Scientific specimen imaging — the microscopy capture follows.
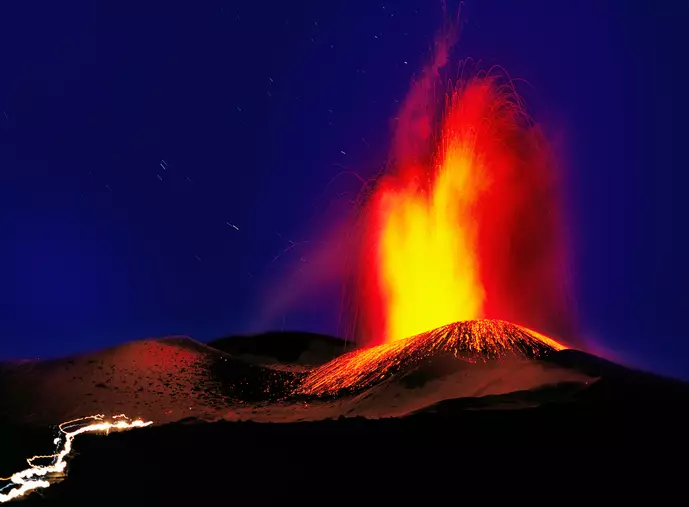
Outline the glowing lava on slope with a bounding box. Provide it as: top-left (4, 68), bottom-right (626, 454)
top-left (298, 319), bottom-right (565, 397)
top-left (347, 22), bottom-right (574, 346)
top-left (0, 414), bottom-right (152, 503)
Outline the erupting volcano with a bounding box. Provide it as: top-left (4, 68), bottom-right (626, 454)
top-left (2, 4), bottom-right (688, 505)
top-left (347, 22), bottom-right (574, 347)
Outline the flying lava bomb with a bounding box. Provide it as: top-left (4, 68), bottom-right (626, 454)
top-left (346, 17), bottom-right (576, 348)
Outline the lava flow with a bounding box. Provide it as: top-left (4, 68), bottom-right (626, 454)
top-left (298, 319), bottom-right (565, 396)
top-left (0, 414), bottom-right (152, 503)
top-left (347, 20), bottom-right (574, 346)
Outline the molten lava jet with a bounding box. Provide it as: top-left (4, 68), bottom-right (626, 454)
top-left (347, 23), bottom-right (575, 347)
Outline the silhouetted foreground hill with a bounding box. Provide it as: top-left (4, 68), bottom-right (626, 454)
top-left (13, 381), bottom-right (689, 506)
top-left (543, 349), bottom-right (689, 404)
top-left (2, 326), bottom-right (689, 504)
top-left (208, 330), bottom-right (348, 366)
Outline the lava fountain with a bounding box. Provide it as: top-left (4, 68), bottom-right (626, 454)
top-left (347, 21), bottom-right (575, 346)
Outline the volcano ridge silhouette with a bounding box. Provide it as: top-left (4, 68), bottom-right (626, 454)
top-left (2, 321), bottom-right (688, 505)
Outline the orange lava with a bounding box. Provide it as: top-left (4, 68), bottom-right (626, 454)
top-left (298, 319), bottom-right (565, 396)
top-left (348, 24), bottom-right (574, 346)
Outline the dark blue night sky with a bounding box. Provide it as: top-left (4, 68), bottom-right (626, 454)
top-left (1, 1), bottom-right (687, 380)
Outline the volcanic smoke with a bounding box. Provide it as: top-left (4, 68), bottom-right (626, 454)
top-left (347, 21), bottom-right (575, 346)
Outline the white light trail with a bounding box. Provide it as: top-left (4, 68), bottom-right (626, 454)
top-left (0, 414), bottom-right (152, 503)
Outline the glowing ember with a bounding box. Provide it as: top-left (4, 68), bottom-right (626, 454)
top-left (348, 22), bottom-right (574, 346)
top-left (0, 414), bottom-right (152, 503)
top-left (297, 319), bottom-right (565, 396)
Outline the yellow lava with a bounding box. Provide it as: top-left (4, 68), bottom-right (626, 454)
top-left (376, 110), bottom-right (489, 343)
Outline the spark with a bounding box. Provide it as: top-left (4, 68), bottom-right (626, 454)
top-left (226, 222), bottom-right (240, 230)
top-left (0, 414), bottom-right (152, 503)
top-left (296, 319), bottom-right (566, 396)
top-left (347, 24), bottom-right (574, 346)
